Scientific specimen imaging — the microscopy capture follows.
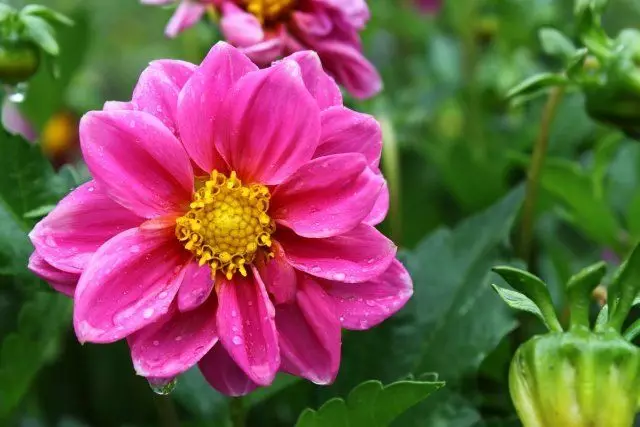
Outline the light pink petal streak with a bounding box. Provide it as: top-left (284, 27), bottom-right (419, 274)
top-left (324, 259), bottom-right (413, 330)
top-left (286, 51), bottom-right (343, 111)
top-left (257, 242), bottom-right (297, 304)
top-left (165, 1), bottom-right (206, 38)
top-left (215, 59), bottom-right (320, 185)
top-left (30, 181), bottom-right (143, 273)
top-left (129, 296), bottom-right (218, 378)
top-left (277, 224), bottom-right (396, 283)
top-left (199, 344), bottom-right (259, 396)
top-left (177, 42), bottom-right (257, 173)
top-left (103, 101), bottom-right (133, 111)
top-left (216, 273), bottom-right (280, 385)
top-left (277, 275), bottom-right (341, 385)
top-left (80, 110), bottom-right (193, 218)
top-left (315, 106), bottom-right (381, 170)
top-left (28, 252), bottom-right (79, 297)
top-left (74, 228), bottom-right (189, 343)
top-left (272, 153), bottom-right (383, 238)
top-left (177, 261), bottom-right (215, 312)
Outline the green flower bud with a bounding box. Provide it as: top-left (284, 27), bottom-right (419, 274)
top-left (510, 330), bottom-right (640, 427)
top-left (0, 40), bottom-right (40, 85)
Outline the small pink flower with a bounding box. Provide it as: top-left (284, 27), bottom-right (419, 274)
top-left (29, 43), bottom-right (412, 395)
top-left (143, 0), bottom-right (381, 99)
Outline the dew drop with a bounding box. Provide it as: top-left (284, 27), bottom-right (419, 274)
top-left (174, 335), bottom-right (183, 341)
top-left (143, 308), bottom-right (154, 319)
top-left (158, 291), bottom-right (168, 299)
top-left (45, 236), bottom-right (57, 247)
top-left (130, 245), bottom-right (141, 254)
top-left (153, 340), bottom-right (160, 346)
top-left (148, 377), bottom-right (177, 395)
top-left (333, 272), bottom-right (346, 281)
top-left (231, 310), bottom-right (238, 317)
top-left (88, 186), bottom-right (95, 192)
top-left (365, 300), bottom-right (376, 307)
top-left (232, 336), bottom-right (243, 345)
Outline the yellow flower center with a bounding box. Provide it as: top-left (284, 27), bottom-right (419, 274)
top-left (244, 0), bottom-right (297, 24)
top-left (176, 171), bottom-right (275, 280)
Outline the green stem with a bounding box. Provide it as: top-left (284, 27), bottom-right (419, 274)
top-left (623, 318), bottom-right (640, 341)
top-left (229, 397), bottom-right (245, 427)
top-left (518, 87), bottom-right (566, 266)
top-left (153, 395), bottom-right (180, 427)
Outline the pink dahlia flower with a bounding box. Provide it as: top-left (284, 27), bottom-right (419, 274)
top-left (142, 0), bottom-right (381, 99)
top-left (29, 42), bottom-right (412, 395)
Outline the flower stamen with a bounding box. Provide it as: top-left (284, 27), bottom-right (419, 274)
top-left (244, 0), bottom-right (297, 24)
top-left (176, 171), bottom-right (275, 280)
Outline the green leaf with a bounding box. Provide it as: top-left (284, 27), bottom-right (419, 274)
top-left (0, 292), bottom-right (72, 419)
top-left (491, 285), bottom-right (547, 326)
top-left (566, 262), bottom-right (607, 328)
top-left (539, 158), bottom-right (621, 248)
top-left (506, 73), bottom-right (568, 100)
top-left (608, 243), bottom-right (640, 330)
top-left (591, 134), bottom-right (621, 199)
top-left (21, 15), bottom-right (59, 56)
top-left (294, 379), bottom-right (444, 427)
top-left (491, 267), bottom-right (562, 332)
top-left (23, 204), bottom-right (56, 219)
top-left (0, 130), bottom-right (67, 276)
top-left (406, 187), bottom-right (523, 382)
top-left (538, 28), bottom-right (576, 59)
top-left (0, 4), bottom-right (14, 21)
top-left (20, 5), bottom-right (74, 26)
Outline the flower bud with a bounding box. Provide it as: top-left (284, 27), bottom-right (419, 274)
top-left (510, 331), bottom-right (640, 427)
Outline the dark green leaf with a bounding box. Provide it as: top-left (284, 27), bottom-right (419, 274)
top-left (294, 379), bottom-right (444, 427)
top-left (566, 262), bottom-right (607, 328)
top-left (506, 73), bottom-right (568, 100)
top-left (608, 243), bottom-right (640, 330)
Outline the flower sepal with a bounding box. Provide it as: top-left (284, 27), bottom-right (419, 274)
top-left (510, 329), bottom-right (640, 427)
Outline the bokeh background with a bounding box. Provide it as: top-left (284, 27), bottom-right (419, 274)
top-left (3, 0), bottom-right (640, 426)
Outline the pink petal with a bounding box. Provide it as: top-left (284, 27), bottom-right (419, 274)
top-left (29, 181), bottom-right (143, 274)
top-left (272, 153), bottom-right (383, 238)
top-left (199, 344), bottom-right (258, 396)
top-left (177, 261), bottom-right (214, 312)
top-left (257, 242), bottom-right (297, 304)
top-left (317, 0), bottom-right (370, 28)
top-left (216, 273), bottom-right (280, 385)
top-left (285, 51), bottom-right (343, 111)
top-left (277, 275), bottom-right (341, 384)
top-left (28, 252), bottom-right (79, 297)
top-left (215, 59), bottom-right (321, 185)
top-left (314, 41), bottom-right (382, 99)
top-left (324, 259), bottom-right (413, 330)
top-left (129, 296), bottom-right (218, 378)
top-left (315, 106), bottom-right (381, 170)
top-left (220, 2), bottom-right (264, 47)
top-left (103, 101), bottom-right (133, 111)
top-left (80, 110), bottom-right (194, 218)
top-left (277, 224), bottom-right (396, 283)
top-left (2, 99), bottom-right (36, 141)
top-left (165, 1), bottom-right (205, 38)
top-left (132, 60), bottom-right (196, 133)
top-left (74, 228), bottom-right (189, 343)
top-left (241, 37), bottom-right (284, 66)
top-left (363, 181), bottom-right (389, 226)
top-left (177, 42), bottom-right (257, 173)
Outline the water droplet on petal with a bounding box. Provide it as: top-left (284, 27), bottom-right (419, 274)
top-left (231, 310), bottom-right (237, 317)
top-left (174, 335), bottom-right (183, 341)
top-left (153, 340), bottom-right (160, 346)
top-left (232, 336), bottom-right (243, 345)
top-left (333, 272), bottom-right (346, 281)
top-left (143, 308), bottom-right (154, 319)
top-left (148, 377), bottom-right (177, 395)
top-left (365, 300), bottom-right (376, 307)
top-left (130, 245), bottom-right (141, 254)
top-left (158, 291), bottom-right (168, 299)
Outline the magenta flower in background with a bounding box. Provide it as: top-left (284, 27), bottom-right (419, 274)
top-left (2, 99), bottom-right (36, 141)
top-left (414, 0), bottom-right (441, 14)
top-left (142, 0), bottom-right (381, 99)
top-left (29, 42), bottom-right (412, 395)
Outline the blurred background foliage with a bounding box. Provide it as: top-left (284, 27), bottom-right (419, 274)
top-left (3, 0), bottom-right (640, 426)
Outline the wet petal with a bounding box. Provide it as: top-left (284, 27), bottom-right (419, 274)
top-left (272, 153), bottom-right (383, 238)
top-left (80, 110), bottom-right (193, 218)
top-left (28, 252), bottom-right (79, 297)
top-left (285, 51), bottom-right (343, 110)
top-left (199, 344), bottom-right (259, 396)
top-left (129, 296), bottom-right (218, 378)
top-left (74, 228), bottom-right (189, 343)
top-left (177, 261), bottom-right (215, 312)
top-left (30, 181), bottom-right (143, 273)
top-left (216, 273), bottom-right (280, 385)
top-left (277, 224), bottom-right (396, 283)
top-left (257, 242), bottom-right (297, 304)
top-left (277, 275), bottom-right (341, 384)
top-left (324, 259), bottom-right (413, 330)
top-left (165, 1), bottom-right (205, 38)
top-left (363, 181), bottom-right (389, 226)
top-left (177, 42), bottom-right (257, 173)
top-left (215, 60), bottom-right (320, 185)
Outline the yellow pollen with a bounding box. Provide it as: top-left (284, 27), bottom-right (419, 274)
top-left (176, 171), bottom-right (275, 280)
top-left (244, 0), bottom-right (297, 24)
